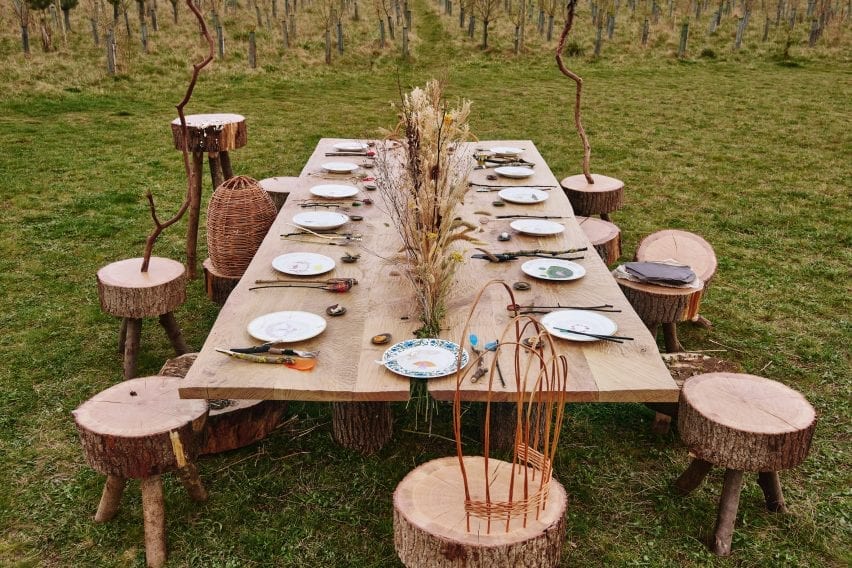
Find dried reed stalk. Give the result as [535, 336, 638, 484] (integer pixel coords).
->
[452, 280, 569, 534]
[375, 79, 481, 337]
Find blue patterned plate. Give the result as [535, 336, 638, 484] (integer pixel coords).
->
[381, 339, 469, 379]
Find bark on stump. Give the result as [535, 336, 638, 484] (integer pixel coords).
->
[259, 176, 299, 212]
[159, 353, 288, 455]
[202, 258, 240, 305]
[560, 173, 624, 220]
[72, 376, 208, 568]
[617, 278, 699, 352]
[675, 372, 817, 556]
[635, 229, 717, 327]
[332, 401, 393, 454]
[97, 257, 189, 379]
[576, 215, 622, 265]
[393, 456, 567, 567]
[170, 113, 247, 279]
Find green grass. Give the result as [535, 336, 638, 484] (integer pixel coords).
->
[0, 1, 850, 566]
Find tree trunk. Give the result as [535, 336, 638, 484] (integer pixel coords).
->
[332, 401, 393, 454]
[482, 18, 489, 48]
[202, 258, 240, 305]
[21, 25, 30, 54]
[63, 7, 72, 31]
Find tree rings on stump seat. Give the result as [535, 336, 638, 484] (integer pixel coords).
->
[678, 373, 816, 472]
[171, 113, 247, 153]
[636, 229, 717, 283]
[159, 353, 288, 455]
[72, 376, 208, 478]
[202, 258, 240, 306]
[259, 176, 299, 212]
[393, 456, 567, 568]
[560, 173, 624, 218]
[97, 257, 186, 319]
[577, 215, 622, 265]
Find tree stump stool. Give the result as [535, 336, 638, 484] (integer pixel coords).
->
[97, 257, 189, 379]
[202, 258, 240, 306]
[72, 376, 209, 568]
[259, 176, 300, 212]
[635, 229, 717, 327]
[332, 401, 394, 454]
[560, 173, 624, 221]
[617, 278, 698, 352]
[393, 456, 567, 567]
[577, 215, 622, 265]
[171, 113, 247, 278]
[674, 373, 816, 556]
[159, 353, 288, 455]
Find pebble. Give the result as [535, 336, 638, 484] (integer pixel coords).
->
[498, 232, 511, 241]
[371, 333, 392, 345]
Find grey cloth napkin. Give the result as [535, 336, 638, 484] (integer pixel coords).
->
[623, 261, 696, 285]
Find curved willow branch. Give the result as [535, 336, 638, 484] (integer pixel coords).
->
[141, 0, 215, 272]
[555, 0, 594, 184]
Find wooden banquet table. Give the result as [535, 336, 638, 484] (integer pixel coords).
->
[179, 139, 678, 446]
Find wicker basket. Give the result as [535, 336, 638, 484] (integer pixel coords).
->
[206, 175, 277, 278]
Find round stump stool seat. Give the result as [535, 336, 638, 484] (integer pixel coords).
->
[259, 175, 300, 212]
[636, 229, 717, 327]
[202, 258, 240, 306]
[577, 215, 621, 265]
[393, 456, 567, 567]
[171, 113, 247, 278]
[97, 257, 189, 379]
[73, 376, 209, 568]
[673, 373, 816, 556]
[560, 173, 624, 221]
[159, 353, 288, 455]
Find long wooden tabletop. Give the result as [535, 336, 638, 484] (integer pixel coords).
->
[179, 139, 678, 403]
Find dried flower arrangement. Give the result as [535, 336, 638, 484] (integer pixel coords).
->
[375, 79, 481, 338]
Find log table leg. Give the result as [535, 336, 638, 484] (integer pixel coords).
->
[712, 468, 744, 556]
[185, 151, 204, 279]
[123, 318, 142, 380]
[141, 475, 167, 568]
[332, 402, 393, 454]
[158, 312, 189, 355]
[220, 151, 233, 180]
[94, 475, 126, 522]
[674, 457, 714, 495]
[757, 471, 787, 513]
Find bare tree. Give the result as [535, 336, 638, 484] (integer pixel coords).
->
[472, 0, 501, 47]
[28, 0, 55, 51]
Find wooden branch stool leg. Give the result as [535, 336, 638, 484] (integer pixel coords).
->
[73, 376, 208, 568]
[158, 312, 188, 355]
[123, 318, 142, 380]
[674, 457, 713, 495]
[676, 373, 816, 556]
[185, 151, 204, 279]
[332, 402, 393, 454]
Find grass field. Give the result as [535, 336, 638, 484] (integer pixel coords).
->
[0, 0, 850, 565]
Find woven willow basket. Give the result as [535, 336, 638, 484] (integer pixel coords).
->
[206, 175, 277, 278]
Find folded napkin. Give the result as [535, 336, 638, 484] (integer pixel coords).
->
[613, 260, 703, 289]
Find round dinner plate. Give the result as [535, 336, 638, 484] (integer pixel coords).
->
[490, 146, 524, 156]
[541, 310, 618, 342]
[498, 187, 549, 204]
[310, 184, 359, 199]
[292, 211, 350, 231]
[382, 339, 469, 379]
[333, 141, 368, 152]
[247, 311, 327, 343]
[521, 258, 586, 281]
[272, 252, 336, 276]
[322, 161, 359, 174]
[495, 166, 535, 179]
[510, 219, 565, 236]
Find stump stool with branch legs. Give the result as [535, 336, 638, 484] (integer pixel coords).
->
[577, 215, 621, 265]
[72, 376, 209, 568]
[673, 372, 816, 556]
[97, 256, 189, 379]
[170, 113, 247, 278]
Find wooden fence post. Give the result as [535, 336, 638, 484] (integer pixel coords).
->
[379, 19, 385, 47]
[594, 20, 603, 55]
[468, 14, 474, 37]
[248, 30, 257, 67]
[459, 5, 464, 27]
[807, 18, 819, 44]
[642, 16, 649, 45]
[678, 20, 689, 57]
[734, 16, 744, 49]
[337, 20, 343, 52]
[324, 28, 331, 63]
[216, 23, 224, 58]
[106, 27, 116, 74]
[91, 18, 100, 45]
[141, 21, 148, 52]
[402, 24, 408, 57]
[514, 24, 520, 53]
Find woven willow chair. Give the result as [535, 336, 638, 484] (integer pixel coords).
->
[393, 281, 570, 567]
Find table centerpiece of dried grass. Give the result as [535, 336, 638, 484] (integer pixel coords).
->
[375, 80, 479, 339]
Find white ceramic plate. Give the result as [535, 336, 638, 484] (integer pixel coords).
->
[490, 146, 524, 156]
[382, 339, 469, 379]
[498, 187, 549, 204]
[541, 310, 618, 342]
[322, 161, 359, 174]
[247, 311, 327, 343]
[510, 219, 565, 236]
[272, 252, 336, 276]
[310, 184, 359, 199]
[333, 141, 368, 152]
[495, 166, 535, 179]
[292, 211, 350, 231]
[521, 258, 586, 281]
